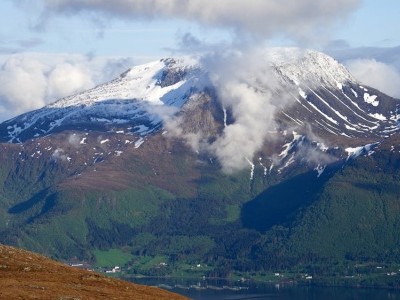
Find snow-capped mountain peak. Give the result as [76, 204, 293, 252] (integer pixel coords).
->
[0, 57, 208, 142]
[49, 57, 204, 109]
[267, 48, 355, 88]
[0, 48, 398, 145]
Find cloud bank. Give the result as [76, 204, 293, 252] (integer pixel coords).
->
[345, 59, 400, 98]
[328, 46, 400, 98]
[38, 0, 360, 42]
[0, 54, 136, 121]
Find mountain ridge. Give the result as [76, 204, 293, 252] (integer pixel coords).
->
[1, 47, 398, 146]
[0, 47, 399, 282]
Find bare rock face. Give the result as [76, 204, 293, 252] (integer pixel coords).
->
[156, 58, 188, 88]
[180, 90, 224, 137]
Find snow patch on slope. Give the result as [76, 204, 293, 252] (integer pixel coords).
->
[134, 137, 144, 148]
[369, 113, 387, 121]
[314, 164, 326, 178]
[246, 158, 255, 181]
[345, 143, 378, 159]
[363, 93, 379, 107]
[279, 131, 304, 159]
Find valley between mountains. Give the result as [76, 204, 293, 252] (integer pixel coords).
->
[0, 48, 400, 287]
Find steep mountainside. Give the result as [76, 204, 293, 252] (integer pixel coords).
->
[0, 48, 399, 280]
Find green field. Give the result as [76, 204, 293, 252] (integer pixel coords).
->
[93, 248, 134, 268]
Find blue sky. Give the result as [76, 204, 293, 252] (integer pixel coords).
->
[334, 0, 399, 47]
[0, 0, 399, 121]
[0, 1, 230, 58]
[2, 0, 399, 57]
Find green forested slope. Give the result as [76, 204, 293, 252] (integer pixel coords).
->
[1, 134, 400, 282]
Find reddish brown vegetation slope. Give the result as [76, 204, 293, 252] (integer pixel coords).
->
[0, 244, 187, 300]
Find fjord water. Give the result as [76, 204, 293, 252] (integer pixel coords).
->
[129, 278, 400, 300]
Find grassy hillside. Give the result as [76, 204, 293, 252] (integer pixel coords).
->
[0, 244, 187, 299]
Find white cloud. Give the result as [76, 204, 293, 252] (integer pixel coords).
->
[204, 48, 285, 172]
[165, 46, 293, 173]
[47, 62, 93, 100]
[51, 148, 68, 161]
[0, 56, 48, 113]
[328, 45, 400, 98]
[0, 53, 136, 122]
[345, 59, 400, 98]
[37, 0, 360, 43]
[68, 134, 82, 147]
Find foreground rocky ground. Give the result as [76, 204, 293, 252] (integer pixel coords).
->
[0, 244, 187, 300]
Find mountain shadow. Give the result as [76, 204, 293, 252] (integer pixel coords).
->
[8, 188, 59, 224]
[241, 163, 341, 232]
[8, 189, 51, 214]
